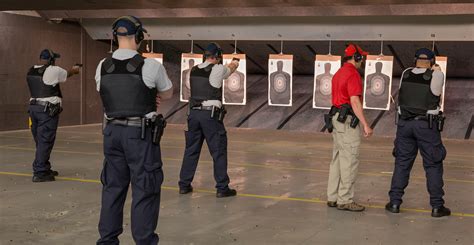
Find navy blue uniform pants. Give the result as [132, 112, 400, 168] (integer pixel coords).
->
[179, 109, 230, 191]
[28, 104, 59, 175]
[389, 119, 447, 208]
[97, 124, 164, 245]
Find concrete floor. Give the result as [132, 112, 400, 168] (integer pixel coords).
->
[0, 124, 473, 245]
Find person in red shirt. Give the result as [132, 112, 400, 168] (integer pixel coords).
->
[326, 44, 373, 212]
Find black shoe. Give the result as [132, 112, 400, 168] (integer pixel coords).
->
[432, 206, 451, 218]
[327, 201, 337, 208]
[216, 188, 237, 198]
[179, 186, 193, 194]
[385, 202, 400, 213]
[48, 170, 59, 176]
[32, 174, 55, 182]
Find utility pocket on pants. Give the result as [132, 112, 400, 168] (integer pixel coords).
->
[143, 163, 164, 195]
[100, 160, 108, 186]
[431, 143, 447, 162]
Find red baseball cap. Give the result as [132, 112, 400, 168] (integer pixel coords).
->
[344, 44, 369, 57]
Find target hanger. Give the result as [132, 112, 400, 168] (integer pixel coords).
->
[277, 34, 283, 55]
[280, 40, 284, 55]
[151, 39, 154, 53]
[232, 33, 238, 54]
[234, 39, 238, 54]
[327, 34, 332, 55]
[379, 34, 384, 56]
[431, 33, 436, 51]
[187, 34, 193, 54]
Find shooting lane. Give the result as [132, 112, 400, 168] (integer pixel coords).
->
[1, 3, 474, 245]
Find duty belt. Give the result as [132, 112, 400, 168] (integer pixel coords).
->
[191, 105, 215, 111]
[30, 100, 49, 107]
[107, 118, 145, 127]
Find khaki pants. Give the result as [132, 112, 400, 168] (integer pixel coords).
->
[327, 114, 361, 204]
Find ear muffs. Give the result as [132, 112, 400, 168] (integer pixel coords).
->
[112, 16, 145, 45]
[46, 49, 55, 65]
[345, 44, 363, 63]
[353, 50, 363, 63]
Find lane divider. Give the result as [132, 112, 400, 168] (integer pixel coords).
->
[0, 171, 472, 218]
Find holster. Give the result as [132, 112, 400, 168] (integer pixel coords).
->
[436, 113, 445, 132]
[45, 102, 63, 117]
[324, 106, 338, 133]
[211, 106, 226, 122]
[337, 104, 351, 123]
[152, 114, 167, 144]
[334, 104, 359, 128]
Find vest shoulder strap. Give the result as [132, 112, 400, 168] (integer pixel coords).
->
[126, 54, 145, 72]
[103, 58, 115, 73]
[423, 69, 433, 81]
[402, 68, 413, 79]
[203, 63, 215, 72]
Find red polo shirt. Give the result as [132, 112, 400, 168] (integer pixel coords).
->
[331, 63, 363, 108]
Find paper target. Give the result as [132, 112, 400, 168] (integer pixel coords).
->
[268, 54, 293, 106]
[313, 55, 341, 109]
[363, 55, 394, 111]
[223, 54, 246, 105]
[142, 52, 163, 64]
[180, 53, 202, 102]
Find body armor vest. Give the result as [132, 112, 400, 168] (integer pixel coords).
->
[100, 54, 157, 118]
[189, 64, 222, 106]
[27, 66, 62, 98]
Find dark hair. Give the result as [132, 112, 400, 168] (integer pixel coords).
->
[342, 56, 353, 63]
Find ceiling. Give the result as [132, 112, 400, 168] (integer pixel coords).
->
[2, 0, 472, 11]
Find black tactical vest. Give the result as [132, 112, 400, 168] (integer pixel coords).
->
[100, 54, 157, 118]
[398, 68, 440, 119]
[27, 65, 62, 98]
[189, 64, 222, 106]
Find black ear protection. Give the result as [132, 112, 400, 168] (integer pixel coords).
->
[352, 46, 363, 63]
[46, 49, 56, 65]
[112, 16, 146, 45]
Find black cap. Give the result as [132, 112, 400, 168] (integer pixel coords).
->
[204, 42, 223, 58]
[415, 48, 435, 60]
[112, 16, 147, 35]
[40, 49, 60, 60]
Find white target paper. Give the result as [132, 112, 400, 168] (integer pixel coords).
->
[142, 53, 163, 64]
[180, 53, 202, 102]
[223, 54, 247, 105]
[436, 56, 448, 111]
[363, 55, 394, 111]
[313, 55, 341, 109]
[268, 54, 293, 106]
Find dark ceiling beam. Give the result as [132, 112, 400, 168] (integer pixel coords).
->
[10, 3, 474, 17]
